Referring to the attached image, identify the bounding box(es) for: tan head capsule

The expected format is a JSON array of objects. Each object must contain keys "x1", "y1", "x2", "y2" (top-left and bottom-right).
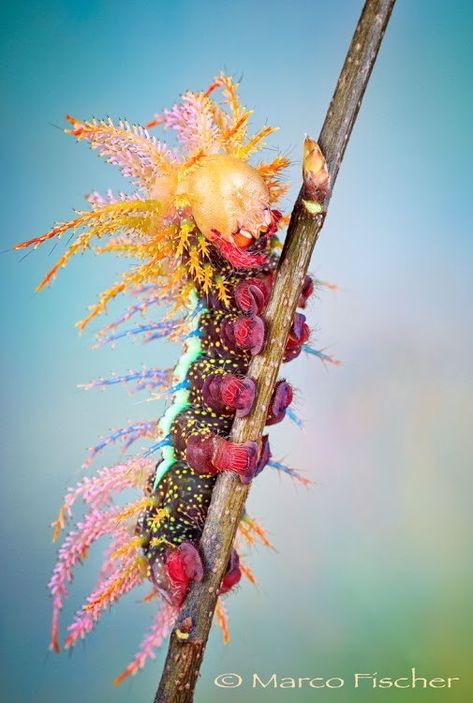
[{"x1": 186, "y1": 154, "x2": 270, "y2": 248}]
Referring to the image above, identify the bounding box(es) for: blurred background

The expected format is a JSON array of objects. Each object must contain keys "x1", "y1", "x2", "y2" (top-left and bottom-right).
[{"x1": 1, "y1": 0, "x2": 472, "y2": 701}]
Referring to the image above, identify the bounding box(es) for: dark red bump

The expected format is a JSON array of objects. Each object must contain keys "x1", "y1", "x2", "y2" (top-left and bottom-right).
[
  {"x1": 202, "y1": 375, "x2": 227, "y2": 415},
  {"x1": 255, "y1": 434, "x2": 271, "y2": 476},
  {"x1": 233, "y1": 315, "x2": 266, "y2": 355},
  {"x1": 234, "y1": 276, "x2": 272, "y2": 315},
  {"x1": 298, "y1": 275, "x2": 314, "y2": 308},
  {"x1": 220, "y1": 374, "x2": 256, "y2": 417},
  {"x1": 289, "y1": 313, "x2": 310, "y2": 344},
  {"x1": 186, "y1": 435, "x2": 218, "y2": 475},
  {"x1": 213, "y1": 235, "x2": 267, "y2": 269},
  {"x1": 163, "y1": 542, "x2": 204, "y2": 607},
  {"x1": 211, "y1": 436, "x2": 259, "y2": 483},
  {"x1": 178, "y1": 542, "x2": 204, "y2": 582},
  {"x1": 283, "y1": 312, "x2": 310, "y2": 362},
  {"x1": 202, "y1": 373, "x2": 256, "y2": 417},
  {"x1": 220, "y1": 549, "x2": 241, "y2": 594},
  {"x1": 266, "y1": 380, "x2": 293, "y2": 425}
]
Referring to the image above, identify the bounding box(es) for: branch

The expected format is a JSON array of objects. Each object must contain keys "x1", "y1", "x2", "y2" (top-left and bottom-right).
[{"x1": 154, "y1": 1, "x2": 396, "y2": 700}]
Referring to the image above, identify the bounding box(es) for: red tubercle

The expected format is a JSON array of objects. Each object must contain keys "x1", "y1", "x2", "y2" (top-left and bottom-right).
[
  {"x1": 211, "y1": 437, "x2": 260, "y2": 484},
  {"x1": 220, "y1": 374, "x2": 256, "y2": 417},
  {"x1": 283, "y1": 312, "x2": 310, "y2": 362},
  {"x1": 220, "y1": 314, "x2": 266, "y2": 356},
  {"x1": 211, "y1": 229, "x2": 268, "y2": 269},
  {"x1": 234, "y1": 315, "x2": 266, "y2": 355},
  {"x1": 220, "y1": 549, "x2": 241, "y2": 594},
  {"x1": 266, "y1": 380, "x2": 293, "y2": 425},
  {"x1": 290, "y1": 313, "x2": 311, "y2": 344},
  {"x1": 234, "y1": 275, "x2": 273, "y2": 315},
  {"x1": 186, "y1": 432, "x2": 270, "y2": 484},
  {"x1": 185, "y1": 435, "x2": 217, "y2": 475},
  {"x1": 256, "y1": 434, "x2": 271, "y2": 476},
  {"x1": 220, "y1": 315, "x2": 266, "y2": 356},
  {"x1": 163, "y1": 542, "x2": 204, "y2": 607},
  {"x1": 298, "y1": 275, "x2": 314, "y2": 308},
  {"x1": 202, "y1": 373, "x2": 256, "y2": 418}
]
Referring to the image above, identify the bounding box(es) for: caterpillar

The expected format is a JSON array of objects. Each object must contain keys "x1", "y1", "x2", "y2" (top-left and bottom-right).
[{"x1": 17, "y1": 73, "x2": 334, "y2": 684}]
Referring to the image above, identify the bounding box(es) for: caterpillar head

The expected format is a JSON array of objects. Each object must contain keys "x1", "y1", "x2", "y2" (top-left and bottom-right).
[
  {"x1": 17, "y1": 74, "x2": 289, "y2": 325},
  {"x1": 186, "y1": 155, "x2": 279, "y2": 267}
]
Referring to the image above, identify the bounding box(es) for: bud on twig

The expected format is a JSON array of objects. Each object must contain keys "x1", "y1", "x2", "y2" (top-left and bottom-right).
[{"x1": 302, "y1": 137, "x2": 330, "y2": 213}]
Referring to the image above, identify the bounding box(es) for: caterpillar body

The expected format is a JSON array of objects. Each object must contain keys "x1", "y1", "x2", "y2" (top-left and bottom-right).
[
  {"x1": 140, "y1": 256, "x2": 311, "y2": 607},
  {"x1": 17, "y1": 74, "x2": 330, "y2": 683}
]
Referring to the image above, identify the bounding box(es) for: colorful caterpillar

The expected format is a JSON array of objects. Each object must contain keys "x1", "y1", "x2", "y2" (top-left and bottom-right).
[{"x1": 17, "y1": 74, "x2": 335, "y2": 683}]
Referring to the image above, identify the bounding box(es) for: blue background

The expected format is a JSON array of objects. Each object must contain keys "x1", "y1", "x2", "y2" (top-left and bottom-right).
[{"x1": 1, "y1": 1, "x2": 472, "y2": 701}]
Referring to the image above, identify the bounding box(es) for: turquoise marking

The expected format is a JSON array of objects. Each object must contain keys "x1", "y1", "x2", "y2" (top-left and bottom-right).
[
  {"x1": 158, "y1": 388, "x2": 190, "y2": 436},
  {"x1": 174, "y1": 336, "x2": 202, "y2": 382},
  {"x1": 152, "y1": 288, "x2": 204, "y2": 492},
  {"x1": 152, "y1": 445, "x2": 177, "y2": 491}
]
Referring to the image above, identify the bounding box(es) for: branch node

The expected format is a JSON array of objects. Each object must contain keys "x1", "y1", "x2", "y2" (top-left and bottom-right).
[{"x1": 302, "y1": 136, "x2": 330, "y2": 204}]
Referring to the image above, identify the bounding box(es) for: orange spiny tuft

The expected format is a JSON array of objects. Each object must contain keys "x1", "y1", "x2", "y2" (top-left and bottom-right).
[
  {"x1": 52, "y1": 505, "x2": 67, "y2": 543},
  {"x1": 77, "y1": 280, "x2": 127, "y2": 332},
  {"x1": 50, "y1": 623, "x2": 60, "y2": 654},
  {"x1": 143, "y1": 588, "x2": 158, "y2": 604},
  {"x1": 215, "y1": 598, "x2": 230, "y2": 644},
  {"x1": 222, "y1": 110, "x2": 253, "y2": 147},
  {"x1": 237, "y1": 125, "x2": 277, "y2": 158},
  {"x1": 204, "y1": 80, "x2": 221, "y2": 98},
  {"x1": 318, "y1": 279, "x2": 340, "y2": 292},
  {"x1": 148, "y1": 507, "x2": 169, "y2": 532},
  {"x1": 145, "y1": 116, "x2": 163, "y2": 129},
  {"x1": 64, "y1": 114, "x2": 84, "y2": 136},
  {"x1": 257, "y1": 155, "x2": 291, "y2": 178},
  {"x1": 215, "y1": 276, "x2": 230, "y2": 306},
  {"x1": 15, "y1": 216, "x2": 88, "y2": 251},
  {"x1": 113, "y1": 668, "x2": 133, "y2": 687},
  {"x1": 182, "y1": 149, "x2": 206, "y2": 172},
  {"x1": 82, "y1": 557, "x2": 145, "y2": 617},
  {"x1": 110, "y1": 536, "x2": 143, "y2": 561},
  {"x1": 38, "y1": 231, "x2": 94, "y2": 291},
  {"x1": 113, "y1": 496, "x2": 153, "y2": 525},
  {"x1": 205, "y1": 73, "x2": 240, "y2": 116},
  {"x1": 237, "y1": 522, "x2": 256, "y2": 547},
  {"x1": 239, "y1": 560, "x2": 257, "y2": 585},
  {"x1": 242, "y1": 516, "x2": 274, "y2": 549}
]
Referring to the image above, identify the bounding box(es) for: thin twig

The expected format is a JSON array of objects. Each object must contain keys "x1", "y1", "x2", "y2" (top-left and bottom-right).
[{"x1": 154, "y1": 1, "x2": 396, "y2": 700}]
